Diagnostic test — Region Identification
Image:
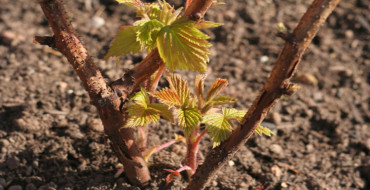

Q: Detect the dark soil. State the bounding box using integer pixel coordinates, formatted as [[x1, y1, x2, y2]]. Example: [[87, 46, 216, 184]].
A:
[[1, 0, 369, 189]]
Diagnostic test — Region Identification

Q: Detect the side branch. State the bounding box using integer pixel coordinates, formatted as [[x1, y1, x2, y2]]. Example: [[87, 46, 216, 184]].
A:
[[186, 0, 341, 189]]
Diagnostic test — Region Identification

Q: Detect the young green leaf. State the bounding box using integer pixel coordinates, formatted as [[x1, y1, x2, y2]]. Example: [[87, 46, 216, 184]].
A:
[[167, 74, 191, 106], [152, 88, 182, 107], [104, 26, 141, 59], [202, 95, 236, 113], [202, 112, 232, 148], [196, 20, 223, 29], [255, 125, 276, 136], [203, 108, 246, 147], [123, 88, 173, 128], [149, 103, 174, 123], [206, 78, 228, 101], [177, 107, 202, 135], [222, 108, 246, 122], [157, 18, 211, 72], [194, 74, 206, 108], [135, 19, 164, 51], [159, 1, 183, 25]]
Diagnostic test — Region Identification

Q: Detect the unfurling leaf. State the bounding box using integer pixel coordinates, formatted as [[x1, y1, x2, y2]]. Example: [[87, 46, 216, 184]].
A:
[[208, 96, 236, 106], [196, 20, 223, 29], [194, 74, 206, 108], [255, 125, 276, 136], [177, 108, 202, 135], [202, 96, 236, 113], [157, 18, 211, 72], [153, 88, 181, 107], [159, 1, 183, 25], [149, 103, 174, 122], [135, 19, 164, 51], [222, 108, 246, 122], [202, 112, 232, 148], [104, 26, 141, 59], [206, 78, 228, 101], [123, 88, 173, 128], [203, 108, 246, 147], [167, 74, 191, 106]]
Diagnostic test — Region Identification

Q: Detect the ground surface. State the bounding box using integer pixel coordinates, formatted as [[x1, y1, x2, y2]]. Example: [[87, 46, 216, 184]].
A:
[[0, 0, 369, 189]]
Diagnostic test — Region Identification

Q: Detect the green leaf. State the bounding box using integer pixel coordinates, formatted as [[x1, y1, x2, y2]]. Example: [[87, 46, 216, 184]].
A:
[[124, 108, 160, 128], [104, 26, 141, 59], [147, 3, 161, 19], [167, 74, 191, 106], [135, 19, 164, 51], [123, 88, 163, 128], [222, 108, 246, 122], [159, 1, 183, 25], [177, 108, 202, 135], [157, 18, 211, 72], [208, 96, 236, 106], [202, 112, 233, 148], [152, 88, 181, 107], [202, 96, 237, 113], [206, 78, 228, 101], [149, 103, 174, 122], [196, 20, 223, 29], [255, 125, 276, 136]]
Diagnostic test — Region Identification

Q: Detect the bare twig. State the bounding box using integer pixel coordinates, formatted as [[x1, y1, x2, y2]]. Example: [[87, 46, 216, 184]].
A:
[[186, 0, 341, 189]]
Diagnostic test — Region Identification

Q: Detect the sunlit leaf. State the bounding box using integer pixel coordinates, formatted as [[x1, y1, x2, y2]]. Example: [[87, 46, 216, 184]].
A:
[[167, 74, 191, 106], [159, 1, 183, 25], [124, 108, 160, 128], [123, 88, 169, 128], [135, 19, 164, 51], [207, 96, 236, 106], [153, 88, 181, 107], [203, 112, 233, 148], [131, 87, 150, 106], [177, 108, 202, 135], [104, 26, 141, 59], [222, 108, 246, 122], [255, 125, 276, 136], [196, 20, 223, 29], [149, 103, 174, 122], [206, 78, 228, 101], [157, 18, 211, 72]]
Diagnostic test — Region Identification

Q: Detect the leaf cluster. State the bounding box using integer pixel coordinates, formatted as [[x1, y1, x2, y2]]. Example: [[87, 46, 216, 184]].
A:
[[105, 0, 222, 73]]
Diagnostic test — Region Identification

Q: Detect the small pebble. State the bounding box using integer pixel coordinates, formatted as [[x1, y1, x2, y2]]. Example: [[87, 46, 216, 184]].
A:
[[228, 160, 235, 166], [295, 73, 318, 86], [281, 182, 288, 188], [90, 16, 105, 28], [212, 181, 218, 186], [260, 55, 269, 63], [87, 118, 104, 133], [271, 165, 282, 179], [269, 144, 283, 155]]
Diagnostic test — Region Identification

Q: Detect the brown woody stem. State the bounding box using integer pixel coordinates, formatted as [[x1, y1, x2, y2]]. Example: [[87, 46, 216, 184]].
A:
[[186, 0, 341, 189], [36, 0, 153, 186]]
